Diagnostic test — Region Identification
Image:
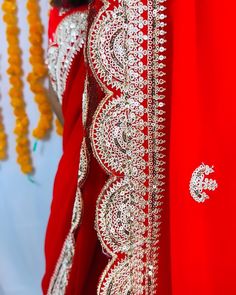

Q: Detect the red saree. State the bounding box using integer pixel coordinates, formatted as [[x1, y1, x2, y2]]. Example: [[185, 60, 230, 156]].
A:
[[42, 6, 107, 294], [169, 0, 236, 294], [43, 0, 236, 294]]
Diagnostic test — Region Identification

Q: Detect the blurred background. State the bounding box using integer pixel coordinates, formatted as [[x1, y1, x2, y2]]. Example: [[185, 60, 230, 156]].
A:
[[0, 0, 62, 294]]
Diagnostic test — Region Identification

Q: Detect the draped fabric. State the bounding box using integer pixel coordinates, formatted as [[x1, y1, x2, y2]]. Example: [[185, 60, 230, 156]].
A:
[[42, 6, 108, 294], [169, 0, 236, 294], [43, 0, 236, 294]]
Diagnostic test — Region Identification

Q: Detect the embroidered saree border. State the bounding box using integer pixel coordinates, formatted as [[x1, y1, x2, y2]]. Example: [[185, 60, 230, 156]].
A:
[[47, 11, 88, 104], [87, 0, 168, 294], [47, 75, 90, 295], [46, 138, 90, 295], [46, 9, 89, 294]]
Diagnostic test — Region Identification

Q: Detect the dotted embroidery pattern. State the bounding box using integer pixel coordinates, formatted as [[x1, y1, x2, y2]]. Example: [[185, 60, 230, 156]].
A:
[[88, 0, 168, 293], [47, 11, 88, 103]]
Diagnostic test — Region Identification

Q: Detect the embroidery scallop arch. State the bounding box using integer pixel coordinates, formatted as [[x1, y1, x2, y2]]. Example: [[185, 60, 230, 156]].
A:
[[88, 0, 168, 293]]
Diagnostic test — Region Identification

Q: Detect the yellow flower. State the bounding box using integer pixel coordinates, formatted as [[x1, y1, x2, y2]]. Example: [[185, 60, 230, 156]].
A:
[[6, 26, 19, 34], [2, 2, 17, 13], [0, 151, 7, 160], [3, 14, 17, 25], [21, 164, 33, 174], [26, 0, 53, 140], [7, 65, 23, 75], [17, 156, 32, 169], [2, 0, 33, 173], [16, 137, 29, 146], [55, 119, 63, 136], [13, 108, 26, 117], [32, 128, 46, 139]]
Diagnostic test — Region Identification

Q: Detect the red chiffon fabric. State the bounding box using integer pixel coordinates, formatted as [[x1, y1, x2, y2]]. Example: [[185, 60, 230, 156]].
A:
[[42, 6, 107, 294], [169, 0, 236, 294], [43, 1, 236, 294]]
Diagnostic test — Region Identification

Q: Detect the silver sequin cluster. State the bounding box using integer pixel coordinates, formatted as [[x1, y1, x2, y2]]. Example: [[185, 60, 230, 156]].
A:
[[87, 0, 168, 294], [46, 10, 88, 103]]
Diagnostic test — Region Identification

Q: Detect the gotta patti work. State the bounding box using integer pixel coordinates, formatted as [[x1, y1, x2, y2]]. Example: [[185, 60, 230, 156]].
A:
[[87, 0, 168, 293]]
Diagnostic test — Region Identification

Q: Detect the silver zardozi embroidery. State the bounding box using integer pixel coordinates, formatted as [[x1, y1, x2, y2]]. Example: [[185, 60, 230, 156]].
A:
[[46, 11, 88, 293], [46, 10, 88, 104], [190, 163, 218, 203], [87, 0, 168, 293]]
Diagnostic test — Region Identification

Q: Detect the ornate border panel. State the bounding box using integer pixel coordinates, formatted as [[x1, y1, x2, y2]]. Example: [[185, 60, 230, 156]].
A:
[[88, 0, 168, 294]]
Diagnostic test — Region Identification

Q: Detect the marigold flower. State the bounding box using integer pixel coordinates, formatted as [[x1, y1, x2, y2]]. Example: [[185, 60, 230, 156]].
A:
[[2, 0, 33, 173], [21, 164, 33, 174], [0, 151, 7, 160], [26, 0, 53, 140], [55, 119, 63, 136]]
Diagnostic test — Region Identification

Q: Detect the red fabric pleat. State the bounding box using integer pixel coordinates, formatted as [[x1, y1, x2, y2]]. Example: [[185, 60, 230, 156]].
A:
[[43, 1, 236, 294], [42, 40, 87, 295]]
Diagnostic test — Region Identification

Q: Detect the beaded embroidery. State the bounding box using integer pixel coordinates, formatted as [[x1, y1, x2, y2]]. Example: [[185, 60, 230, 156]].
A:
[[46, 10, 88, 104], [190, 163, 218, 203], [87, 0, 168, 293]]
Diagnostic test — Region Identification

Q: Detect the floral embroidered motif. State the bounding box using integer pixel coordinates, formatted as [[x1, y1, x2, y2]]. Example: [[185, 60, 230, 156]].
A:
[[46, 11, 88, 103], [87, 0, 168, 293], [47, 139, 89, 295], [190, 163, 218, 203]]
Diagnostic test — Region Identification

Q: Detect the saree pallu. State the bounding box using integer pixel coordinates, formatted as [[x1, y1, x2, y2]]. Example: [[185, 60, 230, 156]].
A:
[[169, 0, 236, 294], [43, 0, 236, 294]]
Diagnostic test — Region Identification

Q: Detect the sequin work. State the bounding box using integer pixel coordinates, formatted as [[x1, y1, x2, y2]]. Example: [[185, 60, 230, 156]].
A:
[[87, 0, 168, 293], [46, 10, 88, 104], [190, 163, 218, 203], [46, 10, 89, 292]]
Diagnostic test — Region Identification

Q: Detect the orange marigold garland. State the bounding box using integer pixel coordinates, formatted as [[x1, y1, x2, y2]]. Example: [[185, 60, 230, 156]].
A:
[[0, 107, 8, 160], [55, 118, 63, 136], [26, 0, 53, 140], [2, 0, 33, 174]]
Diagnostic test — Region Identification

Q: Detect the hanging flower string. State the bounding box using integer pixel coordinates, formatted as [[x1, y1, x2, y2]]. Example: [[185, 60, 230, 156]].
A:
[[26, 0, 53, 140], [2, 0, 33, 174], [55, 118, 63, 136], [0, 107, 7, 160]]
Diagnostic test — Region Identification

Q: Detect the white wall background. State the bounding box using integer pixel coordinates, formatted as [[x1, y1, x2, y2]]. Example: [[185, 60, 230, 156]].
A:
[[0, 1, 62, 294]]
